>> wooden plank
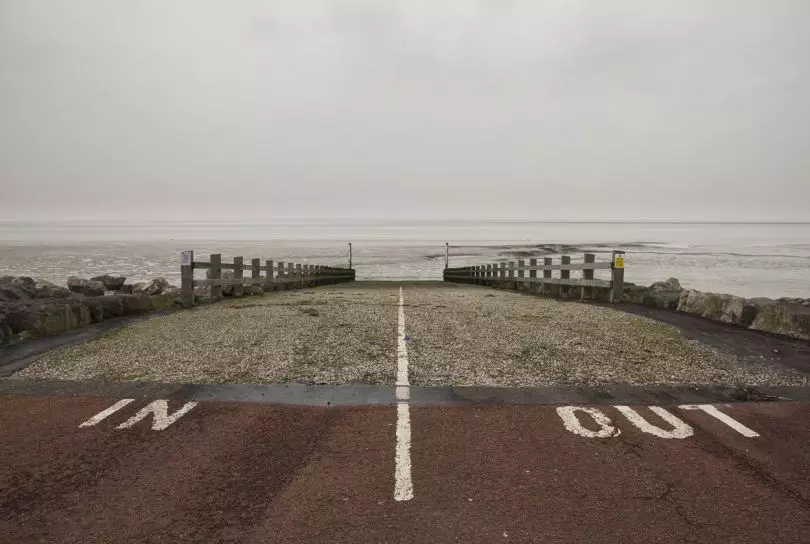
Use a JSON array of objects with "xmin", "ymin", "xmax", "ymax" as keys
[
  {"xmin": 252, "ymin": 259, "xmax": 261, "ymax": 285},
  {"xmin": 192, "ymin": 261, "xmax": 211, "ymax": 270},
  {"xmin": 610, "ymin": 250, "xmax": 625, "ymax": 303},
  {"xmin": 233, "ymin": 256, "xmax": 244, "ymax": 297},
  {"xmin": 542, "ymin": 257, "xmax": 552, "ymax": 296},
  {"xmin": 581, "ymin": 253, "xmax": 595, "ymax": 301},
  {"xmin": 508, "ymin": 261, "xmax": 515, "ymax": 279},
  {"xmin": 528, "ymin": 258, "xmax": 536, "ymax": 293},
  {"xmin": 560, "ymin": 256, "xmax": 571, "ymax": 298},
  {"xmin": 180, "ymin": 250, "xmax": 194, "ymax": 308},
  {"xmin": 210, "ymin": 253, "xmax": 222, "ymax": 300},
  {"xmin": 277, "ymin": 261, "xmax": 285, "ymax": 279},
  {"xmin": 521, "ymin": 262, "xmax": 612, "ymax": 271},
  {"xmin": 266, "ymin": 260, "xmax": 273, "ymax": 285}
]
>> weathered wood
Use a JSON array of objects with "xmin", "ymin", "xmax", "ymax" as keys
[
  {"xmin": 610, "ymin": 250, "xmax": 625, "ymax": 303},
  {"xmin": 210, "ymin": 253, "xmax": 222, "ymax": 300},
  {"xmin": 277, "ymin": 261, "xmax": 285, "ymax": 279},
  {"xmin": 180, "ymin": 250, "xmax": 194, "ymax": 308},
  {"xmin": 233, "ymin": 256, "xmax": 244, "ymax": 297},
  {"xmin": 581, "ymin": 253, "xmax": 595, "ymax": 301},
  {"xmin": 508, "ymin": 261, "xmax": 515, "ymax": 279},
  {"xmin": 265, "ymin": 260, "xmax": 274, "ymax": 287},
  {"xmin": 528, "ymin": 258, "xmax": 537, "ymax": 294},
  {"xmin": 517, "ymin": 259, "xmax": 525, "ymax": 291},
  {"xmin": 521, "ymin": 262, "xmax": 612, "ymax": 271},
  {"xmin": 252, "ymin": 259, "xmax": 261, "ymax": 286},
  {"xmin": 543, "ymin": 257, "xmax": 552, "ymax": 296},
  {"xmin": 560, "ymin": 256, "xmax": 571, "ymax": 298}
]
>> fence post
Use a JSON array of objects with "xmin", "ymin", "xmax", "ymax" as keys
[
  {"xmin": 233, "ymin": 256, "xmax": 244, "ymax": 297},
  {"xmin": 287, "ymin": 263, "xmax": 295, "ymax": 286},
  {"xmin": 560, "ymin": 256, "xmax": 571, "ymax": 298},
  {"xmin": 517, "ymin": 260, "xmax": 525, "ymax": 291},
  {"xmin": 499, "ymin": 262, "xmax": 506, "ymax": 288},
  {"xmin": 180, "ymin": 250, "xmax": 194, "ymax": 308},
  {"xmin": 581, "ymin": 253, "xmax": 595, "ymax": 301},
  {"xmin": 485, "ymin": 264, "xmax": 492, "ymax": 285},
  {"xmin": 251, "ymin": 258, "xmax": 261, "ymax": 292},
  {"xmin": 528, "ymin": 258, "xmax": 537, "ymax": 294},
  {"xmin": 610, "ymin": 251, "xmax": 625, "ymax": 303},
  {"xmin": 210, "ymin": 253, "xmax": 222, "ymax": 300},
  {"xmin": 508, "ymin": 262, "xmax": 515, "ymax": 290},
  {"xmin": 265, "ymin": 260, "xmax": 274, "ymax": 290},
  {"xmin": 543, "ymin": 257, "xmax": 552, "ymax": 297}
]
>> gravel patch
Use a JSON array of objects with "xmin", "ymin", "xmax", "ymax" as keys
[
  {"xmin": 12, "ymin": 283, "xmax": 807, "ymax": 387},
  {"xmin": 403, "ymin": 285, "xmax": 807, "ymax": 387},
  {"xmin": 14, "ymin": 285, "xmax": 398, "ymax": 385}
]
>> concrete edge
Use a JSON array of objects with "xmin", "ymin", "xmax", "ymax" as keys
[{"xmin": 2, "ymin": 379, "xmax": 810, "ymax": 406}]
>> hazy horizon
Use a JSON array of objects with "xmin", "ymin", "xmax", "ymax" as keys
[{"xmin": 2, "ymin": 1, "xmax": 809, "ymax": 223}]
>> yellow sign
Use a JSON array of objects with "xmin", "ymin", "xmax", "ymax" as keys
[{"xmin": 615, "ymin": 255, "xmax": 625, "ymax": 268}]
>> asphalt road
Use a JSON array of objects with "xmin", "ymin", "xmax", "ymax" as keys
[{"xmin": 2, "ymin": 394, "xmax": 810, "ymax": 543}]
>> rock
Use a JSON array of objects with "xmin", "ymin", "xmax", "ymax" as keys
[
  {"xmin": 0, "ymin": 276, "xmax": 73, "ymax": 299},
  {"xmin": 98, "ymin": 295, "xmax": 125, "ymax": 318},
  {"xmin": 0, "ymin": 286, "xmax": 32, "ymax": 302},
  {"xmin": 243, "ymin": 284, "xmax": 265, "ymax": 296},
  {"xmin": 677, "ymin": 289, "xmax": 758, "ymax": 326},
  {"xmin": 119, "ymin": 294, "xmax": 154, "ymax": 315},
  {"xmin": 621, "ymin": 285, "xmax": 649, "ymax": 304},
  {"xmin": 643, "ymin": 277, "xmax": 683, "ymax": 310},
  {"xmin": 0, "ymin": 314, "xmax": 11, "ymax": 345},
  {"xmin": 149, "ymin": 291, "xmax": 182, "ymax": 310},
  {"xmin": 132, "ymin": 277, "xmax": 173, "ymax": 296},
  {"xmin": 750, "ymin": 299, "xmax": 810, "ymax": 341},
  {"xmin": 0, "ymin": 299, "xmax": 93, "ymax": 338},
  {"xmin": 67, "ymin": 276, "xmax": 106, "ymax": 297},
  {"xmin": 119, "ymin": 284, "xmax": 134, "ymax": 294},
  {"xmin": 90, "ymin": 274, "xmax": 126, "ymax": 291}
]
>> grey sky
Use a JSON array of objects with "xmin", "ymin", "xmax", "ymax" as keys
[{"xmin": 1, "ymin": 1, "xmax": 808, "ymax": 222}]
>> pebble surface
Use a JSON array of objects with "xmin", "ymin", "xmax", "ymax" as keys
[{"xmin": 14, "ymin": 283, "xmax": 806, "ymax": 387}]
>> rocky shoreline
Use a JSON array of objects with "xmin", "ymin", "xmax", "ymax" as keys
[
  {"xmin": 620, "ymin": 278, "xmax": 810, "ymax": 341},
  {"xmin": 2, "ymin": 273, "xmax": 808, "ymax": 348},
  {"xmin": 0, "ymin": 275, "xmax": 188, "ymax": 347}
]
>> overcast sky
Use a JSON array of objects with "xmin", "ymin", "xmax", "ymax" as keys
[{"xmin": 1, "ymin": 1, "xmax": 808, "ymax": 222}]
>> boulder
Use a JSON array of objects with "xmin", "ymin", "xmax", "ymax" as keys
[
  {"xmin": 90, "ymin": 274, "xmax": 127, "ymax": 291},
  {"xmin": 119, "ymin": 294, "xmax": 154, "ymax": 315},
  {"xmin": 0, "ymin": 299, "xmax": 93, "ymax": 338},
  {"xmin": 0, "ymin": 286, "xmax": 32, "ymax": 302},
  {"xmin": 97, "ymin": 295, "xmax": 125, "ymax": 318},
  {"xmin": 132, "ymin": 277, "xmax": 173, "ymax": 296},
  {"xmin": 749, "ymin": 298, "xmax": 810, "ymax": 341},
  {"xmin": 643, "ymin": 277, "xmax": 683, "ymax": 310},
  {"xmin": 67, "ymin": 276, "xmax": 106, "ymax": 297},
  {"xmin": 0, "ymin": 314, "xmax": 11, "ymax": 345},
  {"xmin": 0, "ymin": 276, "xmax": 73, "ymax": 299},
  {"xmin": 623, "ymin": 285, "xmax": 649, "ymax": 304},
  {"xmin": 119, "ymin": 284, "xmax": 134, "ymax": 294},
  {"xmin": 677, "ymin": 289, "xmax": 758, "ymax": 327}
]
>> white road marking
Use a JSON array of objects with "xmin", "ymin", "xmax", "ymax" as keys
[
  {"xmin": 679, "ymin": 404, "xmax": 760, "ymax": 437},
  {"xmin": 556, "ymin": 406, "xmax": 620, "ymax": 438},
  {"xmin": 115, "ymin": 400, "xmax": 198, "ymax": 431},
  {"xmin": 394, "ymin": 286, "xmax": 414, "ymax": 502},
  {"xmin": 615, "ymin": 405, "xmax": 694, "ymax": 439},
  {"xmin": 78, "ymin": 399, "xmax": 135, "ymax": 428}
]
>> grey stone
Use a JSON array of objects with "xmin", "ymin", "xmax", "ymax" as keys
[
  {"xmin": 0, "ymin": 287, "xmax": 32, "ymax": 302},
  {"xmin": 98, "ymin": 295, "xmax": 125, "ymax": 318},
  {"xmin": 119, "ymin": 284, "xmax": 134, "ymax": 294},
  {"xmin": 67, "ymin": 276, "xmax": 106, "ymax": 297},
  {"xmin": 677, "ymin": 289, "xmax": 758, "ymax": 326},
  {"xmin": 750, "ymin": 298, "xmax": 810, "ymax": 341},
  {"xmin": 0, "ymin": 276, "xmax": 73, "ymax": 299},
  {"xmin": 643, "ymin": 277, "xmax": 683, "ymax": 310},
  {"xmin": 0, "ymin": 314, "xmax": 12, "ymax": 345},
  {"xmin": 90, "ymin": 274, "xmax": 127, "ymax": 291},
  {"xmin": 133, "ymin": 277, "xmax": 173, "ymax": 296},
  {"xmin": 623, "ymin": 285, "xmax": 649, "ymax": 304},
  {"xmin": 119, "ymin": 294, "xmax": 154, "ymax": 315}
]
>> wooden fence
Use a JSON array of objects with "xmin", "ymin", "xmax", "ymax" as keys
[
  {"xmin": 443, "ymin": 251, "xmax": 625, "ymax": 303},
  {"xmin": 180, "ymin": 250, "xmax": 355, "ymax": 308}
]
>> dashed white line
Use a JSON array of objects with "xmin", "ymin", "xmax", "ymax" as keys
[{"xmin": 394, "ymin": 286, "xmax": 414, "ymax": 502}]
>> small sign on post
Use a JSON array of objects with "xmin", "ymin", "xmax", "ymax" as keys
[{"xmin": 180, "ymin": 250, "xmax": 193, "ymax": 267}]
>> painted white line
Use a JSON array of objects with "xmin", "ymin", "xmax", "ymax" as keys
[
  {"xmin": 394, "ymin": 286, "xmax": 414, "ymax": 502},
  {"xmin": 556, "ymin": 406, "xmax": 620, "ymax": 438},
  {"xmin": 615, "ymin": 405, "xmax": 694, "ymax": 439},
  {"xmin": 116, "ymin": 400, "xmax": 198, "ymax": 431},
  {"xmin": 679, "ymin": 404, "xmax": 760, "ymax": 437},
  {"xmin": 79, "ymin": 399, "xmax": 135, "ymax": 428}
]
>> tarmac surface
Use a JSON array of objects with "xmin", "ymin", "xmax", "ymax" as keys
[{"xmin": 2, "ymin": 392, "xmax": 810, "ymax": 543}]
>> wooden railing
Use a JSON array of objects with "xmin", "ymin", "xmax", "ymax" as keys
[
  {"xmin": 443, "ymin": 251, "xmax": 625, "ymax": 303},
  {"xmin": 180, "ymin": 250, "xmax": 355, "ymax": 308}
]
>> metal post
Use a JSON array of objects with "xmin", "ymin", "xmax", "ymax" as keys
[{"xmin": 610, "ymin": 250, "xmax": 626, "ymax": 303}]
